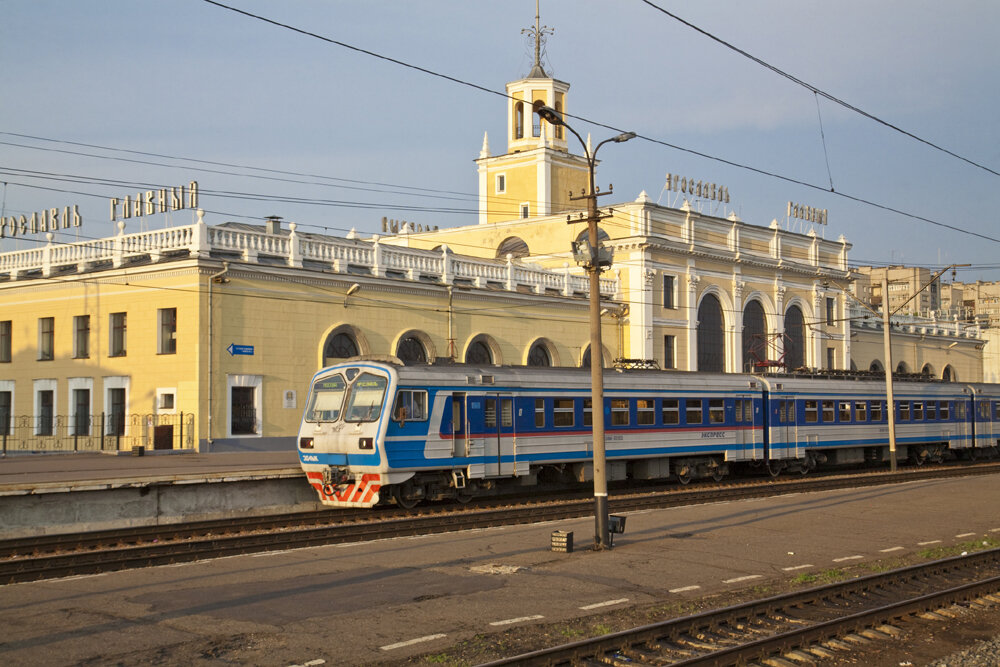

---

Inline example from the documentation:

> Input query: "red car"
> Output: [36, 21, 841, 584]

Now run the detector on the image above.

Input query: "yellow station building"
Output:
[0, 27, 985, 453]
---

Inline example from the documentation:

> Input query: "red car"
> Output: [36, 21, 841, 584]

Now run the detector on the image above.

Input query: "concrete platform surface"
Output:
[1, 473, 998, 666]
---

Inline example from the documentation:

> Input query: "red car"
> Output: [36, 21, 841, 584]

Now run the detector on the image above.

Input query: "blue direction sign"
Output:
[227, 343, 254, 356]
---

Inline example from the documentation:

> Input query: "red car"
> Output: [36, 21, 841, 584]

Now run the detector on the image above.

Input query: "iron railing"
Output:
[0, 412, 195, 454]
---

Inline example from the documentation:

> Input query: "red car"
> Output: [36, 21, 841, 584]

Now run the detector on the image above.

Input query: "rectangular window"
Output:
[500, 398, 513, 428]
[553, 399, 574, 427]
[826, 347, 835, 369]
[38, 317, 54, 361]
[663, 275, 675, 309]
[583, 398, 592, 427]
[662, 399, 679, 424]
[663, 335, 675, 369]
[744, 399, 754, 423]
[73, 388, 90, 436]
[0, 320, 11, 363]
[839, 401, 851, 422]
[37, 389, 54, 436]
[913, 401, 924, 421]
[74, 315, 90, 359]
[392, 390, 428, 422]
[826, 297, 836, 325]
[108, 387, 126, 436]
[520, 203, 530, 219]
[534, 398, 545, 428]
[927, 401, 937, 421]
[637, 399, 654, 425]
[158, 308, 177, 355]
[686, 399, 703, 425]
[779, 400, 790, 423]
[805, 400, 818, 423]
[0, 391, 11, 436]
[109, 312, 127, 357]
[940, 401, 949, 420]
[709, 399, 725, 424]
[871, 400, 883, 422]
[495, 174, 506, 194]
[855, 401, 868, 422]
[822, 400, 835, 422]
[610, 399, 630, 426]
[899, 401, 910, 421]
[484, 397, 497, 429]
[734, 399, 745, 423]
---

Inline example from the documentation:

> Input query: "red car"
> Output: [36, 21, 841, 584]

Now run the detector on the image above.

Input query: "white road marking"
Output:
[580, 598, 629, 610]
[879, 547, 905, 553]
[669, 585, 701, 593]
[253, 550, 294, 557]
[991, 528, 1000, 533]
[57, 573, 109, 581]
[955, 533, 976, 539]
[490, 615, 545, 626]
[833, 555, 863, 562]
[723, 575, 763, 584]
[289, 660, 326, 667]
[380, 634, 447, 651]
[918, 540, 942, 546]
[782, 564, 815, 572]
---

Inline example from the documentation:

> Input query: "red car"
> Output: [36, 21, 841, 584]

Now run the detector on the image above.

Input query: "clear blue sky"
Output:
[2, 1, 999, 280]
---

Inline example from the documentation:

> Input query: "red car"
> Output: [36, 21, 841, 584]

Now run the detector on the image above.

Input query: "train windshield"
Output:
[345, 373, 388, 422]
[306, 375, 347, 422]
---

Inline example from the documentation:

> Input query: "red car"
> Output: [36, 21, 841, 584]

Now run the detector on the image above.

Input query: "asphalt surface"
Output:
[2, 473, 998, 665]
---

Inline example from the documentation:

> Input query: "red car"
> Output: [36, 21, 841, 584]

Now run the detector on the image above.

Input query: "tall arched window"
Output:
[396, 335, 427, 365]
[896, 361, 910, 374]
[870, 359, 884, 373]
[742, 300, 766, 372]
[942, 365, 955, 382]
[783, 305, 805, 371]
[465, 339, 493, 365]
[323, 331, 359, 364]
[527, 341, 552, 367]
[697, 294, 725, 372]
[514, 102, 524, 139]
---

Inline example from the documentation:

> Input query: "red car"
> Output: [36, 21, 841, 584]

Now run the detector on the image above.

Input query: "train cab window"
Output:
[306, 374, 347, 422]
[534, 399, 545, 428]
[871, 400, 883, 422]
[855, 401, 868, 422]
[662, 399, 680, 424]
[927, 401, 937, 420]
[822, 401, 835, 423]
[744, 399, 754, 423]
[805, 400, 818, 423]
[940, 401, 950, 420]
[709, 399, 725, 424]
[344, 373, 388, 422]
[501, 398, 513, 428]
[583, 398, 593, 427]
[637, 399, 655, 425]
[553, 399, 574, 427]
[686, 399, 703, 425]
[913, 402, 924, 421]
[611, 399, 630, 426]
[839, 401, 852, 422]
[392, 389, 428, 422]
[994, 402, 1000, 420]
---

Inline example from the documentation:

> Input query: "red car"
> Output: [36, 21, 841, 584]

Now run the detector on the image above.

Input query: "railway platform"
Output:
[0, 450, 311, 538]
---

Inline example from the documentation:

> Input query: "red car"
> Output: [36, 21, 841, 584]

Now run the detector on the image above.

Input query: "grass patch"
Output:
[919, 536, 1000, 560]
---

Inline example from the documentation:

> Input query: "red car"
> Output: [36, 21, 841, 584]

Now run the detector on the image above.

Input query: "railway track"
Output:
[2, 461, 998, 585]
[479, 548, 1000, 666]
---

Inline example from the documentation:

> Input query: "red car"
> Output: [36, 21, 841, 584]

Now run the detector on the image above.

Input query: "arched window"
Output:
[465, 339, 493, 365]
[396, 335, 428, 365]
[896, 361, 910, 374]
[515, 102, 524, 139]
[527, 341, 552, 367]
[921, 363, 934, 377]
[870, 359, 884, 373]
[742, 300, 766, 372]
[324, 332, 359, 360]
[942, 365, 955, 382]
[783, 305, 805, 371]
[697, 294, 725, 372]
[496, 237, 530, 260]
[581, 345, 592, 368]
[575, 227, 610, 245]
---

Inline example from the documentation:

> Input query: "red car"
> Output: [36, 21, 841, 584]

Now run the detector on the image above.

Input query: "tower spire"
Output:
[522, 0, 553, 78]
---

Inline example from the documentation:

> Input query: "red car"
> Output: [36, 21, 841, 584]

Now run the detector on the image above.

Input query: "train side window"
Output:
[392, 389, 428, 422]
[871, 400, 883, 422]
[914, 402, 924, 421]
[485, 397, 497, 428]
[583, 398, 593, 427]
[709, 399, 725, 424]
[501, 398, 513, 428]
[855, 401, 867, 422]
[805, 400, 818, 423]
[940, 401, 949, 420]
[839, 401, 852, 422]
[745, 399, 754, 423]
[958, 402, 967, 420]
[686, 399, 703, 425]
[553, 399, 574, 427]
[899, 401, 910, 421]
[662, 399, 679, 424]
[822, 400, 835, 423]
[734, 399, 744, 423]
[534, 398, 545, 428]
[926, 401, 937, 420]
[994, 402, 999, 420]
[637, 399, 655, 425]
[611, 399, 630, 426]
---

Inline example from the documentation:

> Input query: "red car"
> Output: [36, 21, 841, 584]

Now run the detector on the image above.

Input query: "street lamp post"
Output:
[535, 103, 635, 549]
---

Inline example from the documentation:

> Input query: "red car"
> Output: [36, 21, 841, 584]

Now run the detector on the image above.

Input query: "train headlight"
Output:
[299, 437, 314, 449]
[359, 437, 373, 450]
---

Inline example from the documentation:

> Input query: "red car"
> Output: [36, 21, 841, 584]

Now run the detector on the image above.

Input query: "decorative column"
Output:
[685, 265, 700, 371]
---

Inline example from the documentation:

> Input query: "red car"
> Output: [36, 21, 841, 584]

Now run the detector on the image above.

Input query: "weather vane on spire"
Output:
[521, 0, 554, 78]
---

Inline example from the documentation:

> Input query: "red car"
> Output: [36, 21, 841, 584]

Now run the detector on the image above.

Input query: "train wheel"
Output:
[767, 461, 782, 478]
[676, 467, 693, 485]
[392, 483, 421, 509]
[710, 466, 726, 482]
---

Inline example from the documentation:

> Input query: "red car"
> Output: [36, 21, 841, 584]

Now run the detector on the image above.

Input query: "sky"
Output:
[2, 0, 999, 281]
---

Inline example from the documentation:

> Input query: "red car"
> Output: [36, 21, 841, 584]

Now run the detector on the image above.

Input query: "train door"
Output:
[483, 394, 516, 477]
[955, 396, 972, 451]
[451, 392, 468, 457]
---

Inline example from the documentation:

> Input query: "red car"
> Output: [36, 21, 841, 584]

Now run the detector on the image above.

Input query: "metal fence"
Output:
[0, 413, 196, 454]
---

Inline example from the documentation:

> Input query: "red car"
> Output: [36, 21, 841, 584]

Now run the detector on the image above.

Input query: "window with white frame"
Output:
[33, 379, 57, 436]
[103, 376, 130, 436]
[68, 377, 93, 436]
[495, 173, 506, 194]
[227, 374, 262, 437]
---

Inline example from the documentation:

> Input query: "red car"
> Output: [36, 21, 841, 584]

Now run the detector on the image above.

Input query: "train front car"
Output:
[298, 359, 397, 508]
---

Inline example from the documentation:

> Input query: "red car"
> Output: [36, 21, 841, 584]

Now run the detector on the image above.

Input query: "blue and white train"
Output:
[297, 356, 1000, 508]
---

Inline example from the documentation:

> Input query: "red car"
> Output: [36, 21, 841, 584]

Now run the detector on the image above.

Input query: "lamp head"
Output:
[533, 103, 564, 126]
[613, 131, 637, 143]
